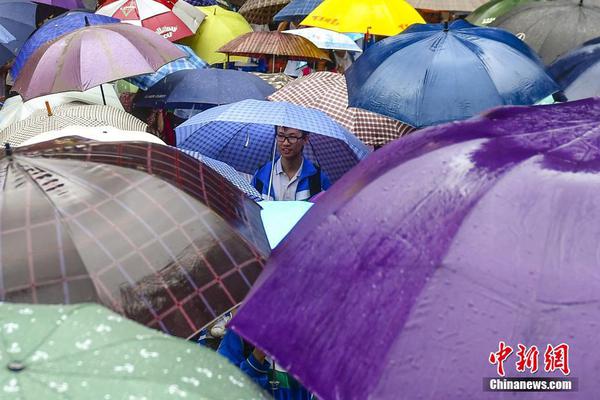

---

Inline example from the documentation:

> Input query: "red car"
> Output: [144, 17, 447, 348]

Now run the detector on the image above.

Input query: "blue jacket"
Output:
[251, 157, 331, 201]
[218, 330, 313, 400]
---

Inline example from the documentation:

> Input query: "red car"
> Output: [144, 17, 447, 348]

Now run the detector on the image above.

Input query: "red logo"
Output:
[489, 342, 570, 376]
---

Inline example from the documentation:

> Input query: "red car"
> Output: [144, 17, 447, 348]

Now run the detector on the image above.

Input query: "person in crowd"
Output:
[252, 126, 331, 201]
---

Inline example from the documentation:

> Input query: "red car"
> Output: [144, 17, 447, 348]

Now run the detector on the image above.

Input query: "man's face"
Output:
[276, 126, 307, 161]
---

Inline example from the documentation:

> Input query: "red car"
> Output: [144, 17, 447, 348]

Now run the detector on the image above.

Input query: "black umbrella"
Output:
[492, 0, 600, 64]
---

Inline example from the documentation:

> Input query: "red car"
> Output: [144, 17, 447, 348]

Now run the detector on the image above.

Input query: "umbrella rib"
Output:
[20, 372, 75, 400]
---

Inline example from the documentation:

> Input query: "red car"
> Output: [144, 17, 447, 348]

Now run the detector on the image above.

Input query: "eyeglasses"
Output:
[276, 134, 304, 144]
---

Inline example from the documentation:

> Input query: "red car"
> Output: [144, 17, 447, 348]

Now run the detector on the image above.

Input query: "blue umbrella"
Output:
[134, 68, 275, 109]
[0, 0, 40, 67]
[11, 10, 119, 79]
[175, 99, 370, 182]
[273, 0, 322, 22]
[548, 37, 600, 101]
[346, 20, 559, 128]
[126, 44, 208, 91]
[184, 0, 216, 5]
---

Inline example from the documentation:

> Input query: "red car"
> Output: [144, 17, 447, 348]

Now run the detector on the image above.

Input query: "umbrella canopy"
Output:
[219, 31, 331, 61]
[259, 200, 312, 249]
[300, 0, 425, 36]
[18, 125, 166, 146]
[0, 303, 268, 399]
[96, 0, 206, 41]
[0, 0, 42, 66]
[238, 0, 289, 24]
[269, 71, 414, 146]
[283, 27, 362, 52]
[0, 86, 122, 131]
[466, 0, 534, 26]
[12, 23, 186, 101]
[11, 11, 119, 80]
[0, 104, 147, 145]
[0, 138, 270, 338]
[134, 68, 275, 108]
[175, 99, 370, 182]
[548, 37, 600, 101]
[491, 0, 600, 64]
[33, 0, 86, 9]
[346, 20, 559, 128]
[126, 44, 208, 91]
[273, 0, 322, 22]
[230, 98, 600, 400]
[251, 72, 295, 89]
[180, 5, 252, 65]
[407, 0, 488, 11]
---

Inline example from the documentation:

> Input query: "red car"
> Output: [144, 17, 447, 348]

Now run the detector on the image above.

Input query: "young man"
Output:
[252, 126, 331, 201]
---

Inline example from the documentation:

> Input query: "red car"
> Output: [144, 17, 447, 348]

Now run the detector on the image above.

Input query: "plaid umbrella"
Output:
[0, 104, 148, 146]
[219, 31, 330, 61]
[238, 0, 289, 24]
[127, 44, 208, 90]
[273, 0, 322, 22]
[0, 138, 270, 339]
[251, 72, 295, 89]
[175, 99, 370, 182]
[269, 72, 415, 146]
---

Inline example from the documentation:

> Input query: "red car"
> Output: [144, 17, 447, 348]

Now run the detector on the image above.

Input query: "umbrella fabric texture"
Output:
[126, 44, 208, 91]
[283, 27, 362, 52]
[0, 0, 41, 66]
[407, 0, 488, 11]
[175, 99, 370, 182]
[346, 20, 559, 128]
[0, 303, 268, 399]
[300, 0, 425, 36]
[491, 0, 600, 64]
[134, 68, 275, 108]
[185, 0, 216, 4]
[238, 0, 289, 24]
[548, 37, 600, 101]
[180, 5, 252, 65]
[18, 125, 166, 146]
[269, 71, 414, 146]
[12, 23, 186, 101]
[273, 0, 322, 22]
[11, 11, 119, 80]
[96, 0, 206, 41]
[33, 0, 86, 9]
[259, 200, 312, 249]
[231, 98, 600, 400]
[466, 0, 534, 26]
[251, 72, 295, 89]
[0, 86, 123, 131]
[0, 139, 270, 339]
[182, 149, 262, 201]
[219, 31, 331, 61]
[0, 104, 147, 145]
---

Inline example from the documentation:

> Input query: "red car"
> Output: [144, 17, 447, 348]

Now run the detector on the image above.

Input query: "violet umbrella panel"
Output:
[232, 98, 600, 399]
[0, 139, 270, 339]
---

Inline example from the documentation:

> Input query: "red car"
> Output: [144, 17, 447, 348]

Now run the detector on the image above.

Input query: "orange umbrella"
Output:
[238, 0, 290, 24]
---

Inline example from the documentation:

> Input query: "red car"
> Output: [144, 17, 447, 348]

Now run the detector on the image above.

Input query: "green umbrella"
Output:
[0, 303, 267, 399]
[467, 0, 534, 25]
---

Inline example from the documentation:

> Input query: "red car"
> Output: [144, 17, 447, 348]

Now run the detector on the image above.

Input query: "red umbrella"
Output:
[0, 138, 270, 339]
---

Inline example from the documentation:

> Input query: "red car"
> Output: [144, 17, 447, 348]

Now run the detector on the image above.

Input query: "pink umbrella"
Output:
[13, 23, 186, 101]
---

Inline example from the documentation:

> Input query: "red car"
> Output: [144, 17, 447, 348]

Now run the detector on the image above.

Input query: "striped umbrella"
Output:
[273, 0, 322, 22]
[96, 0, 206, 41]
[219, 31, 331, 61]
[269, 71, 414, 146]
[0, 104, 148, 146]
[238, 0, 290, 24]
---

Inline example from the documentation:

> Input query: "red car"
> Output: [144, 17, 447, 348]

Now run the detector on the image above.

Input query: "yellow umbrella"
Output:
[300, 0, 425, 36]
[179, 5, 253, 65]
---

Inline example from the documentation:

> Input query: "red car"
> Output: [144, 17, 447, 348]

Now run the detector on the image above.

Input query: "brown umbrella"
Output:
[407, 0, 487, 11]
[219, 31, 331, 63]
[238, 0, 290, 24]
[0, 138, 270, 339]
[269, 71, 415, 146]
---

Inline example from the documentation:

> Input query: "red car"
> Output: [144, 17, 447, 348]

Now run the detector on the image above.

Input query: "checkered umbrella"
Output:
[269, 71, 415, 146]
[273, 0, 322, 22]
[0, 138, 270, 339]
[175, 99, 370, 182]
[0, 104, 148, 146]
[238, 0, 289, 24]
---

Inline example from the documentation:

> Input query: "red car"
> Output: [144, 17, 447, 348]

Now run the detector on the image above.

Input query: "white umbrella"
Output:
[283, 27, 362, 52]
[18, 126, 166, 146]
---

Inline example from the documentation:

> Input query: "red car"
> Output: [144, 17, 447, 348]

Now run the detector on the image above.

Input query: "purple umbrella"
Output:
[231, 98, 600, 400]
[13, 23, 185, 101]
[33, 0, 86, 9]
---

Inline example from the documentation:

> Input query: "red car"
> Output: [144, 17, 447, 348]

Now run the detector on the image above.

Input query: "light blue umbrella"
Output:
[284, 27, 362, 52]
[175, 99, 370, 182]
[259, 200, 312, 249]
[273, 0, 322, 22]
[127, 44, 208, 91]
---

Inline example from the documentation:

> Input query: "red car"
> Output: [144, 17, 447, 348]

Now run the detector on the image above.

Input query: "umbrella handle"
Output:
[267, 128, 277, 201]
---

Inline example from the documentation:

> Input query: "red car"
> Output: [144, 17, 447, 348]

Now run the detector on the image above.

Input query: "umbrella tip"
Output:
[443, 21, 449, 32]
[4, 142, 12, 156]
[84, 16, 90, 27]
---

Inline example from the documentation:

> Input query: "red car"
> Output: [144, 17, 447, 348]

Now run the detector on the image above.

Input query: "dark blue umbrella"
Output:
[346, 20, 559, 128]
[184, 0, 216, 5]
[273, 0, 322, 22]
[133, 68, 276, 109]
[548, 37, 600, 101]
[11, 11, 119, 79]
[0, 0, 40, 67]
